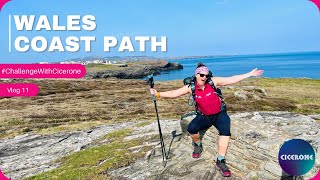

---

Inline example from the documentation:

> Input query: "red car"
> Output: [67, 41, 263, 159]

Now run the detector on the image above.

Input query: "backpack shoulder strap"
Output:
[207, 78, 217, 91]
[183, 76, 196, 94]
[190, 77, 201, 114]
[190, 77, 196, 99]
[207, 78, 226, 111]
[207, 78, 224, 100]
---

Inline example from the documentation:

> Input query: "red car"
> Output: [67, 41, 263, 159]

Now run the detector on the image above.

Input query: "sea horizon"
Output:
[152, 51, 320, 81]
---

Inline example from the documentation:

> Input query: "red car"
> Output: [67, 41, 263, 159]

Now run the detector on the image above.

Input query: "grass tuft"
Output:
[0, 78, 319, 138]
[26, 128, 145, 180]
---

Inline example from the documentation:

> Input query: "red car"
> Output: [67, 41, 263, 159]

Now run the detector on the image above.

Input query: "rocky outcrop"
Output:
[230, 86, 267, 101]
[0, 112, 319, 179]
[234, 91, 249, 101]
[0, 122, 135, 180]
[86, 62, 183, 79]
[111, 112, 319, 179]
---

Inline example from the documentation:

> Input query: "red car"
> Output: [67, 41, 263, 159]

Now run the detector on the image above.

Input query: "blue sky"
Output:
[0, 0, 319, 63]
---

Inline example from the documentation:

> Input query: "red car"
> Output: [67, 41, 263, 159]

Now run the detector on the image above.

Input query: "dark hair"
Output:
[196, 62, 206, 68]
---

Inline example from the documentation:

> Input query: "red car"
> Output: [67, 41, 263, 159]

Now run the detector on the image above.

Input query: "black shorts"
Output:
[187, 110, 231, 136]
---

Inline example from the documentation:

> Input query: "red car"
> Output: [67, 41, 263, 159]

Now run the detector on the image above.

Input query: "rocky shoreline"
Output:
[86, 62, 183, 79]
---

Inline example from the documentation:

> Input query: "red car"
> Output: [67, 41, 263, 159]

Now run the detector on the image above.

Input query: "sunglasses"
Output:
[198, 73, 209, 78]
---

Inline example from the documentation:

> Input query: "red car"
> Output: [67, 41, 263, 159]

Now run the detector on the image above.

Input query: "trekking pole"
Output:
[167, 130, 182, 158]
[147, 75, 167, 166]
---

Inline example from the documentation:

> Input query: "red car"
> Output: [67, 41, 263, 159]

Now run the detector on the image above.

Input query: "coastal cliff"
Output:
[86, 62, 183, 79]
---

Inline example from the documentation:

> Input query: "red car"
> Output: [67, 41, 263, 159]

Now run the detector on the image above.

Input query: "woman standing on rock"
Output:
[150, 63, 263, 177]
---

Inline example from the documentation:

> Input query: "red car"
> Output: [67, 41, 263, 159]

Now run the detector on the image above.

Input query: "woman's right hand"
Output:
[150, 88, 157, 96]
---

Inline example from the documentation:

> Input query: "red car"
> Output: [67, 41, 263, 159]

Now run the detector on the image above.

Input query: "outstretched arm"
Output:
[213, 68, 264, 87]
[150, 85, 191, 98]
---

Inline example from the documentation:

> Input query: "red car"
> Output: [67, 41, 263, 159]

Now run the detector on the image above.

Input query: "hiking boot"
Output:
[192, 142, 203, 158]
[216, 159, 231, 177]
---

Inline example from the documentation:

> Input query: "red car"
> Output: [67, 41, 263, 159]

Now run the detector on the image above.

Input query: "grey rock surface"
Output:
[309, 114, 320, 120]
[1, 112, 319, 180]
[232, 86, 267, 101]
[111, 112, 320, 180]
[0, 122, 135, 180]
[234, 91, 248, 101]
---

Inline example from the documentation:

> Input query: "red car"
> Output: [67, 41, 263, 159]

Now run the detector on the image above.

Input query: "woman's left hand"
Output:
[249, 68, 264, 77]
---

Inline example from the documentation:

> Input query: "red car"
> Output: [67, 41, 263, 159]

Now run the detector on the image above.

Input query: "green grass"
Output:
[99, 128, 133, 142]
[250, 78, 320, 114]
[134, 121, 153, 127]
[26, 140, 142, 180]
[85, 64, 122, 72]
[0, 78, 319, 139]
[26, 129, 144, 180]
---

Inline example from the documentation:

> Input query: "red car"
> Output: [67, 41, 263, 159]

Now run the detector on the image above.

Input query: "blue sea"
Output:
[153, 52, 320, 81]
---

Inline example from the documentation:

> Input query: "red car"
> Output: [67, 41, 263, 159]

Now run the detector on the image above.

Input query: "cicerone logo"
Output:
[278, 139, 316, 176]
[280, 154, 313, 161]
